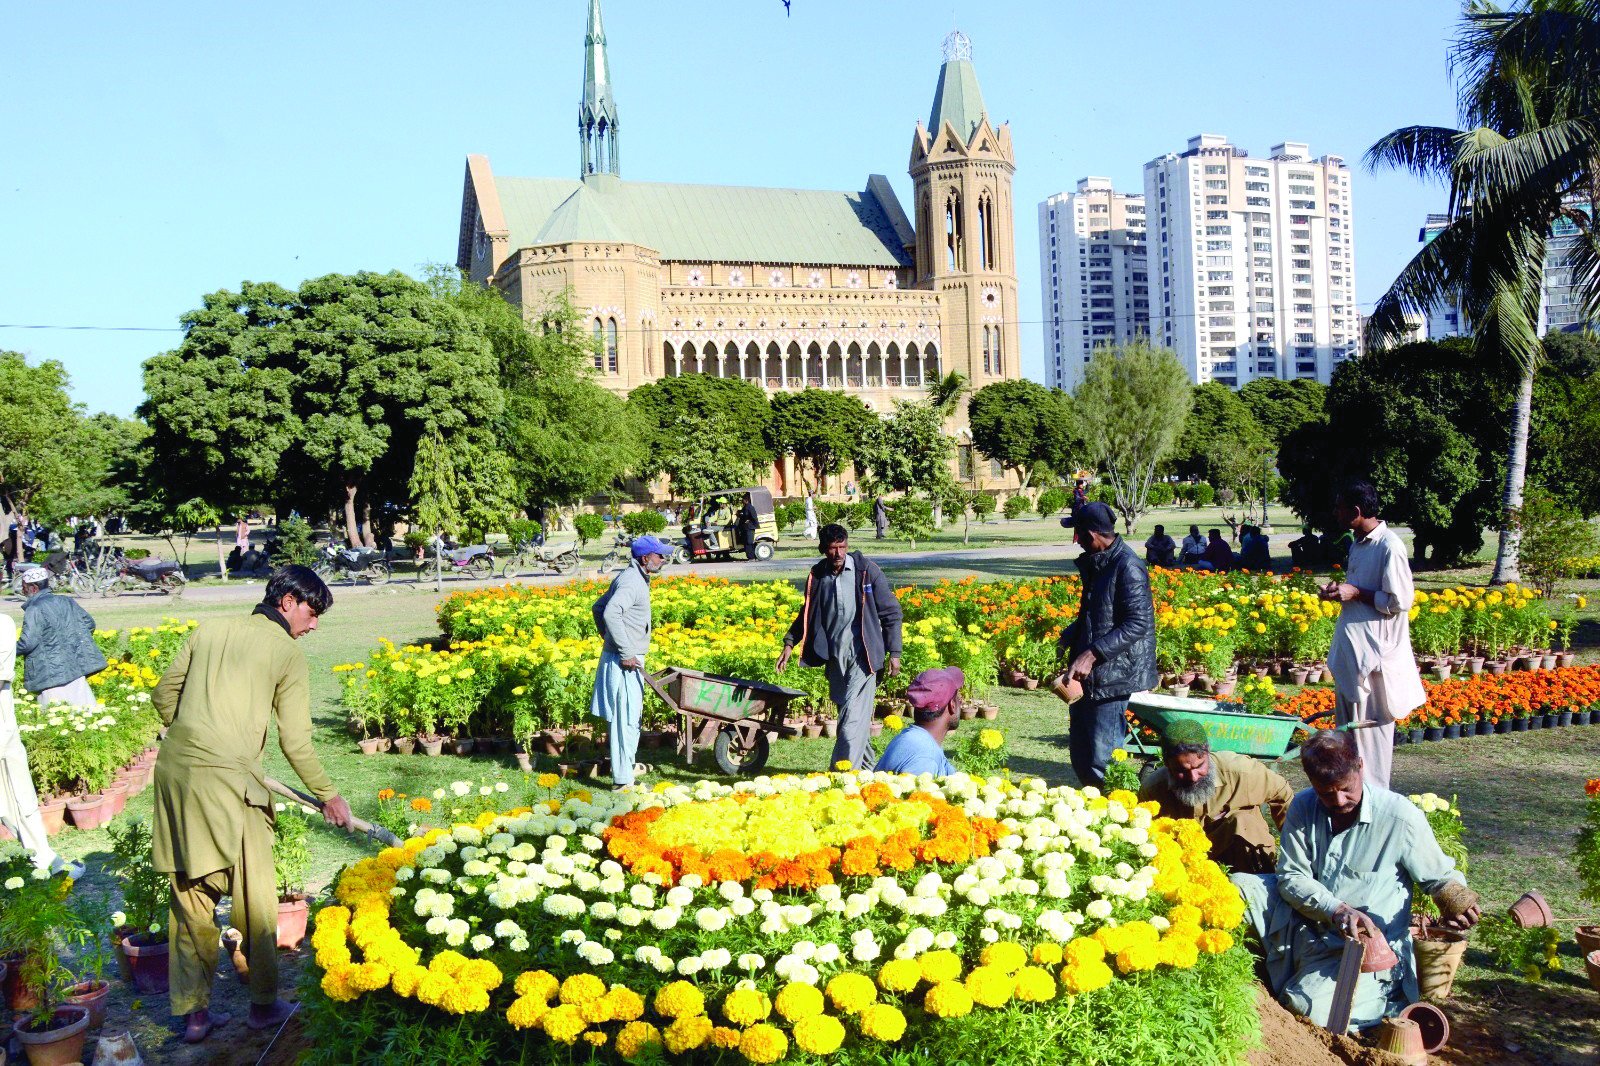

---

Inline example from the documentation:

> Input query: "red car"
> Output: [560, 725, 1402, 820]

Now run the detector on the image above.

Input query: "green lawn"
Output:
[10, 545, 1599, 1063]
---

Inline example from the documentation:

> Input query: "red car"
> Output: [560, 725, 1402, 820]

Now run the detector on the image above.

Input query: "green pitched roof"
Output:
[927, 58, 988, 141]
[494, 173, 913, 267]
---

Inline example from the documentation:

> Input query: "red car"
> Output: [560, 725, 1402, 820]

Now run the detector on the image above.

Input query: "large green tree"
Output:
[141, 272, 504, 546]
[966, 379, 1072, 492]
[1169, 382, 1272, 485]
[1529, 330, 1600, 516]
[855, 400, 955, 500]
[1365, 1, 1600, 581]
[1073, 343, 1192, 532]
[1278, 339, 1514, 564]
[1237, 378, 1328, 447]
[766, 390, 875, 493]
[0, 352, 85, 521]
[627, 375, 772, 500]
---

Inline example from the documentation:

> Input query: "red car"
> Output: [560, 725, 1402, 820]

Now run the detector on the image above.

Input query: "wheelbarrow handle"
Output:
[264, 777, 402, 848]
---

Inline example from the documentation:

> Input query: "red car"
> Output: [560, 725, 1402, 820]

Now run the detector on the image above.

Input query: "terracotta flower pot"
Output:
[821, 719, 838, 738]
[65, 793, 110, 831]
[1587, 949, 1600, 992]
[959, 705, 980, 720]
[64, 977, 111, 1028]
[980, 705, 999, 720]
[801, 723, 824, 739]
[1372, 1017, 1428, 1066]
[387, 736, 412, 755]
[1399, 1001, 1450, 1053]
[15, 1005, 90, 1066]
[120, 931, 170, 993]
[1574, 925, 1600, 957]
[1508, 891, 1554, 928]
[277, 893, 310, 950]
[109, 926, 135, 982]
[1358, 929, 1398, 973]
[1485, 660, 1508, 675]
[539, 731, 565, 757]
[357, 737, 383, 755]
[1021, 677, 1039, 690]
[1466, 656, 1485, 675]
[1289, 667, 1311, 686]
[421, 738, 444, 757]
[1167, 684, 1191, 699]
[1558, 652, 1577, 668]
[1433, 664, 1452, 682]
[224, 927, 250, 985]
[102, 780, 129, 817]
[868, 720, 884, 738]
[1305, 667, 1325, 685]
[1212, 679, 1237, 697]
[1411, 926, 1468, 1002]
[451, 737, 476, 756]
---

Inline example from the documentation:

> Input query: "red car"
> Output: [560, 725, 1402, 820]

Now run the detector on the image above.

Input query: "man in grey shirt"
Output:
[778, 524, 902, 769]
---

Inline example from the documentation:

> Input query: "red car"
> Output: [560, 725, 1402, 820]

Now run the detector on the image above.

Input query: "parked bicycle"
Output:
[312, 543, 392, 585]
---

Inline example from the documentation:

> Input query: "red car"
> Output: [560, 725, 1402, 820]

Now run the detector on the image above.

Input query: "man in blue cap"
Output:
[590, 534, 669, 788]
[1057, 501, 1157, 788]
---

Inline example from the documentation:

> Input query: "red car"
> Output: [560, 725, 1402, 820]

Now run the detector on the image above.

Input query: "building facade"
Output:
[1037, 178, 1149, 391]
[1145, 134, 1359, 387]
[455, 3, 1021, 492]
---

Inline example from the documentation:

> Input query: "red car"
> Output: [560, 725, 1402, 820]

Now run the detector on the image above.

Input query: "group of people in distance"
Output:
[588, 479, 1475, 1037]
[1143, 521, 1271, 572]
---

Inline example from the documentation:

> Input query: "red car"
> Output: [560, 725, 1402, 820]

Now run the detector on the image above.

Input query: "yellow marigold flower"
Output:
[711, 1026, 743, 1050]
[923, 980, 973, 1018]
[1064, 938, 1105, 966]
[410, 797, 432, 812]
[824, 972, 877, 1015]
[979, 728, 1003, 750]
[722, 987, 772, 1026]
[429, 950, 469, 977]
[884, 714, 905, 731]
[537, 772, 560, 788]
[917, 949, 962, 984]
[1159, 936, 1200, 969]
[347, 962, 391, 993]
[540, 1003, 587, 1044]
[458, 958, 502, 991]
[877, 957, 922, 992]
[319, 965, 360, 1003]
[1198, 929, 1234, 954]
[980, 941, 1028, 973]
[1014, 965, 1056, 1002]
[653, 980, 706, 1019]
[507, 994, 550, 1029]
[615, 1021, 663, 1061]
[664, 1014, 713, 1054]
[515, 969, 559, 1001]
[1111, 748, 1129, 762]
[1115, 943, 1160, 974]
[1032, 942, 1064, 966]
[775, 981, 825, 1021]
[964, 964, 1013, 1008]
[1059, 959, 1114, 994]
[834, 760, 853, 771]
[559, 972, 607, 1007]
[605, 984, 646, 1022]
[390, 964, 428, 998]
[793, 1014, 846, 1055]
[738, 1023, 788, 1065]
[580, 995, 615, 1024]
[859, 1002, 907, 1042]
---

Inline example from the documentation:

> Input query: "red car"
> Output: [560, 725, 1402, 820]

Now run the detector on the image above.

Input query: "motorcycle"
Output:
[313, 544, 392, 585]
[425, 544, 496, 581]
[500, 536, 581, 578]
[103, 557, 188, 597]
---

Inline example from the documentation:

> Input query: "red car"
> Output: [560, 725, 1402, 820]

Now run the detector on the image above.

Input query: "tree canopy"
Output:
[966, 379, 1072, 491]
[855, 400, 954, 500]
[1073, 343, 1192, 532]
[627, 374, 772, 500]
[0, 352, 98, 520]
[1237, 378, 1327, 447]
[766, 389, 875, 493]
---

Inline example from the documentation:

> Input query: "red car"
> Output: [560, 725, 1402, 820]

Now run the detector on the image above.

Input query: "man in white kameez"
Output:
[0, 612, 63, 872]
[589, 535, 667, 789]
[1319, 482, 1424, 788]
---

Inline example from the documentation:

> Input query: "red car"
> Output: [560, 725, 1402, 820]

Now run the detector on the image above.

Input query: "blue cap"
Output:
[631, 535, 670, 560]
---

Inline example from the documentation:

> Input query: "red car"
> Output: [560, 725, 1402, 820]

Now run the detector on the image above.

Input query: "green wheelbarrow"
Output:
[1124, 691, 1335, 763]
[643, 667, 805, 776]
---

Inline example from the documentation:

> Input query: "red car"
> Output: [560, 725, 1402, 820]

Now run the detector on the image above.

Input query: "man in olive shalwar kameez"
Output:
[152, 567, 353, 1043]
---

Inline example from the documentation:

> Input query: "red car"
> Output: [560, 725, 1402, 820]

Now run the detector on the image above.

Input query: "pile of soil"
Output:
[1248, 989, 1413, 1066]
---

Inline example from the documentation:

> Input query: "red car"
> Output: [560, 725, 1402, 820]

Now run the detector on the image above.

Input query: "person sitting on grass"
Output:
[1138, 718, 1293, 875]
[1230, 729, 1480, 1033]
[876, 667, 963, 777]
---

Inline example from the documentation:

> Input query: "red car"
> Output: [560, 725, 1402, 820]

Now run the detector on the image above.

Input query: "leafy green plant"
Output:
[1577, 779, 1600, 906]
[621, 510, 667, 537]
[1513, 490, 1600, 597]
[107, 819, 170, 937]
[1478, 915, 1561, 981]
[969, 492, 996, 522]
[274, 802, 314, 900]
[0, 869, 96, 1016]
[1102, 748, 1142, 793]
[1037, 487, 1070, 517]
[1002, 494, 1031, 521]
[273, 516, 321, 568]
[955, 725, 1008, 777]
[1191, 482, 1216, 508]
[1407, 794, 1467, 918]
[572, 513, 606, 545]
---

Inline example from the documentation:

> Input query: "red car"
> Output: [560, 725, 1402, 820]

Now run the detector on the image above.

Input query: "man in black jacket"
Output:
[1058, 503, 1158, 787]
[778, 524, 903, 770]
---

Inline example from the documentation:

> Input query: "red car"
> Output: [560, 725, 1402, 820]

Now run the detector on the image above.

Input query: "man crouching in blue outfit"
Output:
[876, 667, 963, 777]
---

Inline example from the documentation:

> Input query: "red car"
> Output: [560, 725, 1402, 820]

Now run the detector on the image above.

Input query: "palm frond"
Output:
[1365, 219, 1474, 349]
[1452, 119, 1597, 209]
[1364, 126, 1467, 182]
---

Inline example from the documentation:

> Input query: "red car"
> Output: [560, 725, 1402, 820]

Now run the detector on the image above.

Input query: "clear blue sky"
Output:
[2, 0, 1462, 416]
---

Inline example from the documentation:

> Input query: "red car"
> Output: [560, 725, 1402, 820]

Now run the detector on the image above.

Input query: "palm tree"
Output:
[1365, 1, 1598, 583]
[924, 369, 970, 419]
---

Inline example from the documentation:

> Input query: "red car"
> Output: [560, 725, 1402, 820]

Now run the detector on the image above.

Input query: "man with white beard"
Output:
[1138, 718, 1294, 875]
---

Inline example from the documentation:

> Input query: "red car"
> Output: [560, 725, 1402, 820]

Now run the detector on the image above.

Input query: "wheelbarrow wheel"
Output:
[713, 727, 770, 776]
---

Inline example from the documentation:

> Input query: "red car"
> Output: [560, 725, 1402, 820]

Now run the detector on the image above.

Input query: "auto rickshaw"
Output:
[683, 486, 779, 562]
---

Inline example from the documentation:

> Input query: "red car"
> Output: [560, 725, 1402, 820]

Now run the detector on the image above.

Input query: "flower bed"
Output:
[13, 621, 191, 801]
[1274, 664, 1600, 737]
[299, 773, 1259, 1064]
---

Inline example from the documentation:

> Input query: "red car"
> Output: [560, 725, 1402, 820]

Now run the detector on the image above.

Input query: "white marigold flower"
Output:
[470, 933, 494, 952]
[850, 940, 881, 963]
[665, 886, 694, 908]
[650, 907, 681, 931]
[651, 955, 676, 974]
[617, 906, 644, 927]
[737, 953, 765, 973]
[1086, 898, 1114, 920]
[579, 942, 616, 966]
[629, 884, 655, 907]
[510, 937, 530, 952]
[694, 908, 727, 932]
[701, 948, 731, 969]
[676, 957, 703, 976]
[450, 781, 472, 797]
[730, 897, 756, 918]
[542, 893, 584, 918]
[814, 943, 841, 965]
[3, 877, 23, 890]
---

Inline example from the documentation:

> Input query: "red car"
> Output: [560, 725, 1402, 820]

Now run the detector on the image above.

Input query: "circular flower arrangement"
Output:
[769, 270, 788, 288]
[301, 774, 1258, 1064]
[729, 268, 746, 288]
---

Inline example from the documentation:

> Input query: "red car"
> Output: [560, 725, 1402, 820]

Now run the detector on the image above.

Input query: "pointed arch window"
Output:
[994, 327, 1004, 376]
[977, 192, 997, 271]
[919, 192, 933, 277]
[945, 190, 965, 272]
[606, 318, 619, 374]
[982, 326, 992, 375]
[592, 319, 605, 371]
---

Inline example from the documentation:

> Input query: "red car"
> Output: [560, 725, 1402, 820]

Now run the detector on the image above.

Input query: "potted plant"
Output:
[106, 819, 171, 993]
[1407, 793, 1471, 1000]
[0, 866, 98, 1065]
[273, 802, 314, 950]
[1574, 778, 1600, 957]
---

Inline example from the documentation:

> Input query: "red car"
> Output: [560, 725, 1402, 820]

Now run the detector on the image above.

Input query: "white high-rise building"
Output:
[1037, 178, 1149, 390]
[1145, 134, 1359, 387]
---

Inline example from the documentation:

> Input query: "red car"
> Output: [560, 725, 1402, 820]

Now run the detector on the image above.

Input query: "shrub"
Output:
[273, 516, 320, 567]
[1091, 484, 1117, 505]
[274, 802, 314, 900]
[1036, 487, 1070, 517]
[775, 501, 806, 531]
[124, 547, 152, 561]
[843, 502, 871, 531]
[888, 497, 935, 546]
[1172, 483, 1192, 506]
[816, 501, 846, 528]
[402, 530, 431, 551]
[1191, 483, 1216, 509]
[573, 513, 606, 545]
[970, 493, 996, 522]
[107, 819, 170, 936]
[1003, 495, 1032, 521]
[1215, 488, 1236, 506]
[1147, 483, 1175, 508]
[622, 510, 668, 537]
[504, 519, 542, 545]
[1514, 490, 1600, 597]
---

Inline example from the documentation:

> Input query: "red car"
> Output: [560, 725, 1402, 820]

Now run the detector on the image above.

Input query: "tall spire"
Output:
[927, 29, 988, 142]
[579, 0, 620, 177]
